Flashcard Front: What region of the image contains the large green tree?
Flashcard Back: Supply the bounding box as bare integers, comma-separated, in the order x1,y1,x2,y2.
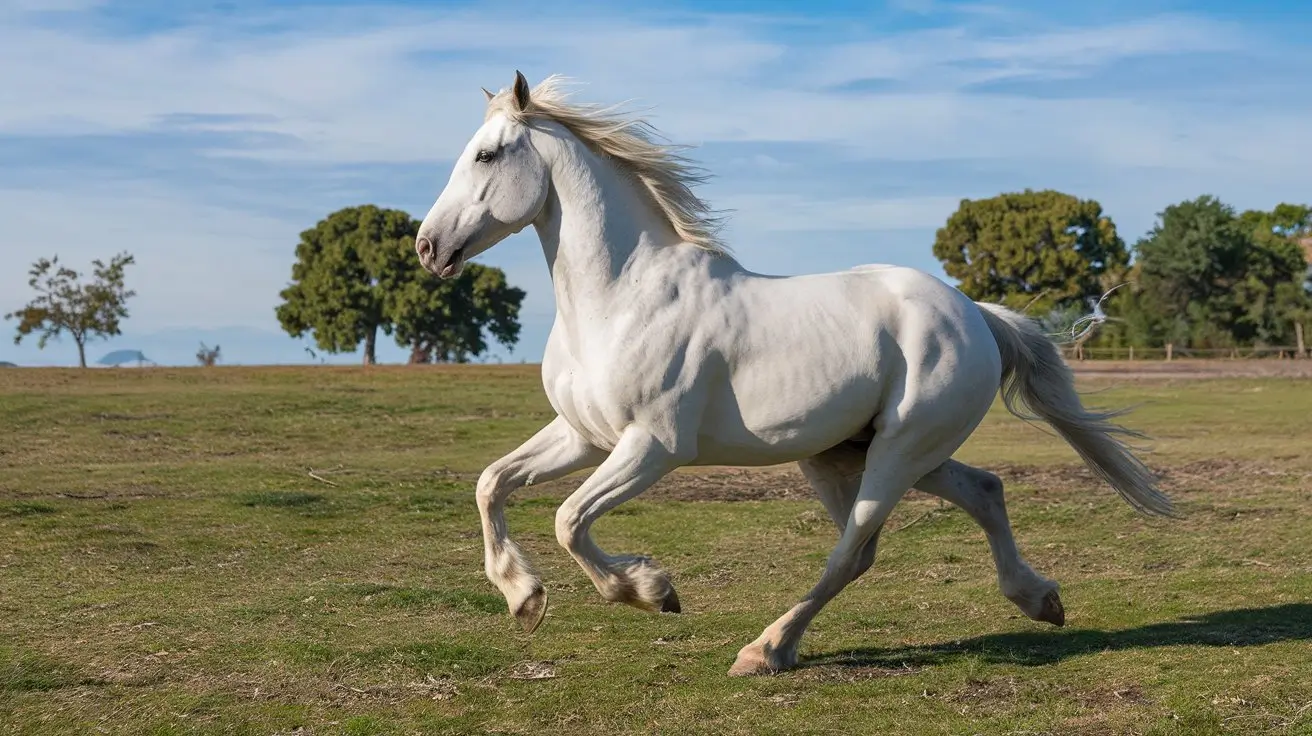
276,205,414,365
932,189,1129,312
276,205,526,364
1129,196,1310,349
387,263,525,363
5,252,136,368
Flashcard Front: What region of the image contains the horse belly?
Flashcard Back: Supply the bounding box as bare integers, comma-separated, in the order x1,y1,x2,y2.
691,354,885,466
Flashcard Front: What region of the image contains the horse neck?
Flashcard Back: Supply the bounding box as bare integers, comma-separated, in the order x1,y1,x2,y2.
530,130,681,317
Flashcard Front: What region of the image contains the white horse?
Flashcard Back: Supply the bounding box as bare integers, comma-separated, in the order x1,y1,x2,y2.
414,72,1175,676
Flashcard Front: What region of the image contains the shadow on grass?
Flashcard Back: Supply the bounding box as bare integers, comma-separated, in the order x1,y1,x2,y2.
803,603,1312,669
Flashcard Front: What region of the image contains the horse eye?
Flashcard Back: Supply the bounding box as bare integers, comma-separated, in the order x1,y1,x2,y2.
475,149,496,163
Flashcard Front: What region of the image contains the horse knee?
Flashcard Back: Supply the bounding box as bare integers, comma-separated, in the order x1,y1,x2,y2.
553,501,585,552
475,463,510,511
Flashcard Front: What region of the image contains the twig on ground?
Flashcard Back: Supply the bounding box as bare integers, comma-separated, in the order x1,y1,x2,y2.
891,511,932,533
307,467,341,487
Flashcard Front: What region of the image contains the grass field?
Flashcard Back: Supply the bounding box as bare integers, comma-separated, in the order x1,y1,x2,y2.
2,365,1310,735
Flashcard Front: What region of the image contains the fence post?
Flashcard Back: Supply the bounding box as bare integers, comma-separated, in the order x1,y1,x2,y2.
1128,345,1134,361
1298,323,1307,359
1166,343,1173,362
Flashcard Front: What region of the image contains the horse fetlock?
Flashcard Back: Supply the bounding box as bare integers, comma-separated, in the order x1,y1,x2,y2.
597,557,681,613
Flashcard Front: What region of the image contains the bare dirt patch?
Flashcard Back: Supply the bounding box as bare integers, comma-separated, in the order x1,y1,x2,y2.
515,457,1311,507
989,458,1310,495
795,661,925,684
517,466,813,504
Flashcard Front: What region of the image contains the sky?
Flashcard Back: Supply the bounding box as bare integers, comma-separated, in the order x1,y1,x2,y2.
1,0,1310,367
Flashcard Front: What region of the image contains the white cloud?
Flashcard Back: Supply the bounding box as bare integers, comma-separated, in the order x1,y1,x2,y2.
0,4,1291,170
717,194,965,233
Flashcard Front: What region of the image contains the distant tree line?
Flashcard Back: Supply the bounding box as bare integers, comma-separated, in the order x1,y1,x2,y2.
933,191,1311,354
275,205,526,365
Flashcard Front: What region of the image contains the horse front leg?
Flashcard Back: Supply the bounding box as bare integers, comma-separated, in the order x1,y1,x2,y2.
475,416,607,632
554,425,690,614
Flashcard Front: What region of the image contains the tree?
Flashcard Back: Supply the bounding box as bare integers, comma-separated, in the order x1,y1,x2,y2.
5,252,136,368
275,205,418,365
276,204,527,365
1239,202,1312,345
1241,202,1312,241
387,263,526,363
197,343,222,366
1241,203,1312,287
1131,196,1311,348
932,189,1130,313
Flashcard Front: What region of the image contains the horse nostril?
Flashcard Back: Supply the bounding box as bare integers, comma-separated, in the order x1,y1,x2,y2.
416,236,434,259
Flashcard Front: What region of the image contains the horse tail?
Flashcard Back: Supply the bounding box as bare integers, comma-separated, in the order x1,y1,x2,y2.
975,301,1176,518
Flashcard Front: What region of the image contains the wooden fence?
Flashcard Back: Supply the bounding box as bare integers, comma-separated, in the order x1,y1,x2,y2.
1058,323,1308,361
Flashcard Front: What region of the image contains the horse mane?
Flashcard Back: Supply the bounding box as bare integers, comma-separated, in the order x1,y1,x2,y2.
485,75,728,254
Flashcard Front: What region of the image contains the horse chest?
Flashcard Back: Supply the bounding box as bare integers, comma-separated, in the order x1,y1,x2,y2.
541,338,646,451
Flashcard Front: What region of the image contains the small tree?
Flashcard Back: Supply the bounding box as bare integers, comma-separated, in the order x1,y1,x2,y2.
5,252,136,368
197,343,222,366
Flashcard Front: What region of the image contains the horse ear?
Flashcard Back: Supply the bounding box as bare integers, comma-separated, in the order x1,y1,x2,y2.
482,87,495,102
512,70,531,112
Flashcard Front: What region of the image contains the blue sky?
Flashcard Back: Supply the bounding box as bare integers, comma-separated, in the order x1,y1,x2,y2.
2,0,1310,366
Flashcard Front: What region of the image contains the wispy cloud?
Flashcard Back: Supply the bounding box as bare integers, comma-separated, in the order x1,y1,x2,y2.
803,14,1241,90
0,5,1281,166
717,194,965,232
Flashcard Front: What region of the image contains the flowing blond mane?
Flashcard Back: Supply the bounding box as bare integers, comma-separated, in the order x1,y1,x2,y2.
485,75,727,254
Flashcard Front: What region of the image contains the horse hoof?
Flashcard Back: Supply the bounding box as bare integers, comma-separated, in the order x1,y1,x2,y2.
728,648,774,677
1037,589,1065,627
514,586,548,633
661,588,681,614
727,642,792,677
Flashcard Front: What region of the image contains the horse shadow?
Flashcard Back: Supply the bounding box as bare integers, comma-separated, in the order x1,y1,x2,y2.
802,603,1312,669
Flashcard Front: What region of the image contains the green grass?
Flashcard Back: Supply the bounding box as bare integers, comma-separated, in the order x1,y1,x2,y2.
1,365,1310,735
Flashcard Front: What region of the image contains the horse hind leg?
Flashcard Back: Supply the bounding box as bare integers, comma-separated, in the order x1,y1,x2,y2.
914,460,1065,626
798,443,878,582
732,427,951,676
801,448,1063,626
